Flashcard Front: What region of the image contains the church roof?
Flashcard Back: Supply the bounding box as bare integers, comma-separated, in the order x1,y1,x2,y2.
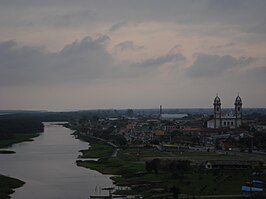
235,95,242,105
213,95,221,105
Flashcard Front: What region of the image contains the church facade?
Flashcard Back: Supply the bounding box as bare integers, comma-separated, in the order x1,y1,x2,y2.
207,95,242,129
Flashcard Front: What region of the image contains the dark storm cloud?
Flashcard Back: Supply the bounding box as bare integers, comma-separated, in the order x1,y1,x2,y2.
0,35,114,85
113,41,143,52
186,54,255,78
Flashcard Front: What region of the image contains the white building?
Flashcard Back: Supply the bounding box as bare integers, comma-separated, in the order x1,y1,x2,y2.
207,95,242,129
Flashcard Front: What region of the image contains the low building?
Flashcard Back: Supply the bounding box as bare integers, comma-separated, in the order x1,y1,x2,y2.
153,129,168,142
254,123,266,132
163,124,179,133
153,129,165,136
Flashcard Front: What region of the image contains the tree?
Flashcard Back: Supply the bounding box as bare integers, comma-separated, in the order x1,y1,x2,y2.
162,159,191,177
145,158,161,174
171,186,180,199
151,158,161,174
145,161,152,173
113,135,127,146
251,193,266,199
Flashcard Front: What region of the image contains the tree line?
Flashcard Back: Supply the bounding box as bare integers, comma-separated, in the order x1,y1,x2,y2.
146,158,191,177
0,117,44,140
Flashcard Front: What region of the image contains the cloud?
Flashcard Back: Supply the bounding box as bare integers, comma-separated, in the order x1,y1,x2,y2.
43,10,98,28
111,46,186,78
109,21,127,32
0,36,185,86
131,52,185,69
209,42,235,49
112,41,143,52
207,0,243,11
186,54,255,78
1,1,266,28
245,66,266,82
243,22,266,35
0,35,115,86
0,40,50,85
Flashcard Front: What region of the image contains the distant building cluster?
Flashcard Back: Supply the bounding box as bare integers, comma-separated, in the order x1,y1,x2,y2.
207,95,242,129
71,93,266,155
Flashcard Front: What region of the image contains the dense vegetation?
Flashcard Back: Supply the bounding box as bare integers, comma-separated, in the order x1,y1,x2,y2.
0,175,24,199
0,118,44,137
0,117,44,148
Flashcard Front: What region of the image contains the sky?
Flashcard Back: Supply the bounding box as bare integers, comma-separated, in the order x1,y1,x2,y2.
0,0,266,111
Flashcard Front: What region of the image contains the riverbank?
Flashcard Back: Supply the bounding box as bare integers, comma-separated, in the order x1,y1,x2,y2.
0,117,44,198
76,135,266,198
0,116,44,149
0,133,40,199
77,135,114,159
0,175,25,199
0,150,15,154
0,123,113,199
0,133,39,149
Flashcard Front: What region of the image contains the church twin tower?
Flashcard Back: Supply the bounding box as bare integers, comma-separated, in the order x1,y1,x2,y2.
212,95,242,129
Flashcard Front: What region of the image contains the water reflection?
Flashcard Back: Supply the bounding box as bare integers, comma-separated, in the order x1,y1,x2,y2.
0,122,113,199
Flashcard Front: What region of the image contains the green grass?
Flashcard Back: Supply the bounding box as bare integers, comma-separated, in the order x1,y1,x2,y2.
118,147,176,161
76,138,266,197
0,133,39,149
0,175,25,199
77,156,144,175
79,143,113,158
112,169,262,197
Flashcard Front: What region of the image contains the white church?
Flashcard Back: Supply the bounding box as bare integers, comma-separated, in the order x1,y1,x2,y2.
207,95,242,129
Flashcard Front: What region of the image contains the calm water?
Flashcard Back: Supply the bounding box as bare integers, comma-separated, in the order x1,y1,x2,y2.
0,122,113,199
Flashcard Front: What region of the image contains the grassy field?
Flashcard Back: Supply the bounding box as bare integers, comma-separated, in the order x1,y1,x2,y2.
0,133,39,149
79,143,114,158
113,170,254,197
76,138,266,198
0,175,25,199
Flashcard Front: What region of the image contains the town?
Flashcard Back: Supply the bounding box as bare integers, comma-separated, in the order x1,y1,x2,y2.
65,96,266,198
72,95,266,156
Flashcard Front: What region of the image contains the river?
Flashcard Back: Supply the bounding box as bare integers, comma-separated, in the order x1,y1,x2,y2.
0,122,113,199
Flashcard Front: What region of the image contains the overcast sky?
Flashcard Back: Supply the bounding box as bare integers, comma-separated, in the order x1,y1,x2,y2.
0,0,265,111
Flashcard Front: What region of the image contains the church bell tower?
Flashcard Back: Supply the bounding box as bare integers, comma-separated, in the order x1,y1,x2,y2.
234,95,242,128
213,95,221,128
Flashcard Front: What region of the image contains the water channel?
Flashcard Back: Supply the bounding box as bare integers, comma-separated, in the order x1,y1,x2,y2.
0,122,113,199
